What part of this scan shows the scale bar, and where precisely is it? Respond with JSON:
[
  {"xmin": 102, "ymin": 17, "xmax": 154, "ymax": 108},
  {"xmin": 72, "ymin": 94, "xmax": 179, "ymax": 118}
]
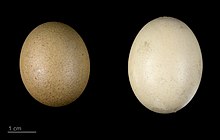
[{"xmin": 8, "ymin": 131, "xmax": 37, "ymax": 134}]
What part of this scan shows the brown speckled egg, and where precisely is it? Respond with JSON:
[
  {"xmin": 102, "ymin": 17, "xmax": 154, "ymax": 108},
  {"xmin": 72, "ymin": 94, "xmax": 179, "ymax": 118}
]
[{"xmin": 20, "ymin": 22, "xmax": 90, "ymax": 107}]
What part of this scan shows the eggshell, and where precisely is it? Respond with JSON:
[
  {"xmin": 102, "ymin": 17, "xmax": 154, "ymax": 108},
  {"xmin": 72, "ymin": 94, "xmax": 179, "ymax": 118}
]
[
  {"xmin": 128, "ymin": 17, "xmax": 203, "ymax": 113},
  {"xmin": 20, "ymin": 22, "xmax": 90, "ymax": 107}
]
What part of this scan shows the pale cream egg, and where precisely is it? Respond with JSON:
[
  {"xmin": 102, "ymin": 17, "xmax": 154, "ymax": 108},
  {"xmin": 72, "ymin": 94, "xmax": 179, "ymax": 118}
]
[{"xmin": 128, "ymin": 17, "xmax": 203, "ymax": 113}]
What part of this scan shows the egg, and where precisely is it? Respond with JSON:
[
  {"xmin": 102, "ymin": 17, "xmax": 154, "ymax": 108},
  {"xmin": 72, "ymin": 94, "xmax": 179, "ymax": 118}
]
[
  {"xmin": 20, "ymin": 22, "xmax": 90, "ymax": 107},
  {"xmin": 128, "ymin": 17, "xmax": 203, "ymax": 114}
]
